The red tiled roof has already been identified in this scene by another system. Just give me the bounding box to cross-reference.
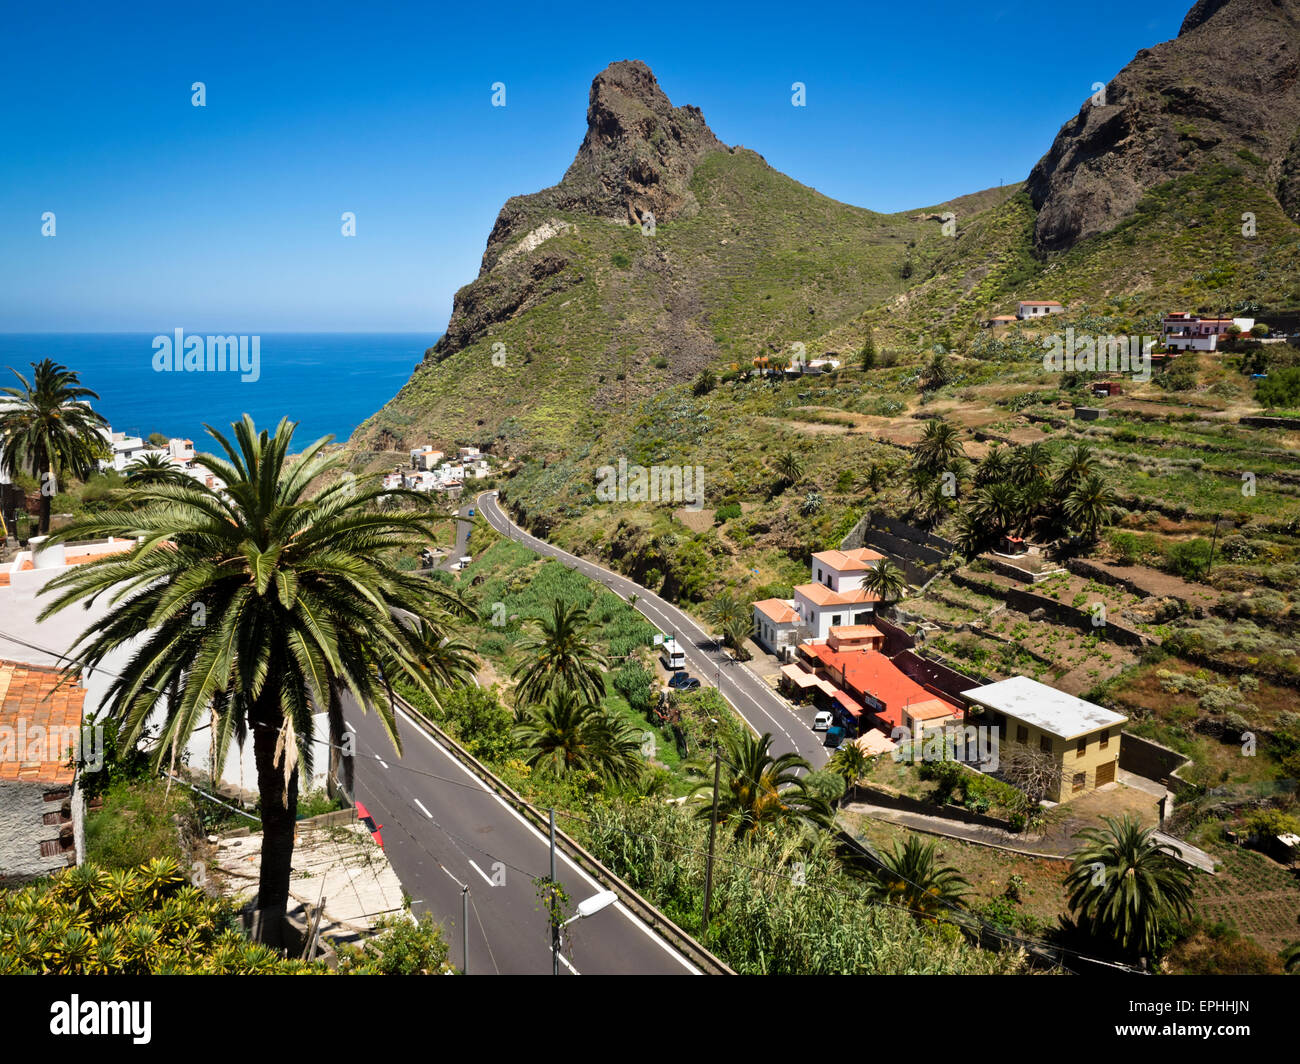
[811,548,884,572]
[805,647,959,721]
[0,661,86,786]
[753,598,799,625]
[794,583,879,607]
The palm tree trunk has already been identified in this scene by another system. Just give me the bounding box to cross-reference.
[37,447,52,535]
[252,705,299,948]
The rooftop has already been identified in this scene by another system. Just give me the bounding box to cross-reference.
[753,598,799,625]
[810,548,883,572]
[794,583,879,607]
[0,661,86,785]
[961,676,1126,740]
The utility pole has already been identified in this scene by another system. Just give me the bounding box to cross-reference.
[549,808,560,976]
[461,884,469,976]
[702,729,721,936]
[1206,512,1223,580]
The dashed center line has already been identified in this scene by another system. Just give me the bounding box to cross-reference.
[467,859,496,886]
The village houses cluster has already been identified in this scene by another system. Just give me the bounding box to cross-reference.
[384,445,493,496]
[751,547,1126,805]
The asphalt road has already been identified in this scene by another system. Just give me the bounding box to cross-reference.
[345,693,699,975]
[475,491,829,770]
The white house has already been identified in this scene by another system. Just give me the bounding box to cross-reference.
[102,431,150,472]
[1016,300,1064,319]
[752,599,802,659]
[409,446,444,471]
[1161,313,1255,351]
[752,548,886,650]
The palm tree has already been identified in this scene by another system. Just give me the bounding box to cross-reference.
[704,590,748,631]
[869,836,970,918]
[511,599,609,708]
[689,731,831,839]
[37,416,475,944]
[1008,442,1051,487]
[970,482,1018,537]
[911,418,964,476]
[774,451,804,490]
[1283,918,1300,972]
[861,461,889,493]
[0,360,110,534]
[952,507,992,560]
[862,559,908,609]
[1052,443,1096,499]
[512,688,641,784]
[1065,472,1119,543]
[827,741,871,799]
[124,452,185,488]
[721,614,753,656]
[975,444,1009,487]
[920,351,954,391]
[1063,814,1195,958]
[1015,477,1053,535]
[914,475,955,529]
[693,368,716,396]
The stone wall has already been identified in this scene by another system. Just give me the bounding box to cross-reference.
[0,781,80,884]
[1118,733,1189,788]
[952,571,1152,648]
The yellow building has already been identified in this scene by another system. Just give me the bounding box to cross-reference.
[961,676,1126,803]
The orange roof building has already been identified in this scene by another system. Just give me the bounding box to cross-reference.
[0,660,88,882]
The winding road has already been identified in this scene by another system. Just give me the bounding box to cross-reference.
[475,490,829,769]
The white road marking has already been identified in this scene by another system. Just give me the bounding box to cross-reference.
[376,757,389,770]
[481,492,813,757]
[467,859,496,887]
[413,798,432,818]
[557,951,580,975]
[391,695,701,974]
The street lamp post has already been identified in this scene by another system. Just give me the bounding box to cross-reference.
[702,717,721,936]
[554,890,618,974]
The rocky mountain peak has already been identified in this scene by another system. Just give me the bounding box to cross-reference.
[560,60,725,227]
[1027,0,1300,252]
[480,61,725,268]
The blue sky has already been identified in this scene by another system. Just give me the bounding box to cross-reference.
[0,0,1193,333]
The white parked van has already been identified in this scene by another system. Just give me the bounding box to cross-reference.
[659,638,686,672]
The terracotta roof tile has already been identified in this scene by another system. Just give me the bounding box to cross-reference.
[0,660,87,786]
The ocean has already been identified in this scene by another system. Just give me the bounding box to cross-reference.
[0,333,434,450]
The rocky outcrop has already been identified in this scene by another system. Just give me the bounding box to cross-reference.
[1027,0,1300,251]
[424,61,727,363]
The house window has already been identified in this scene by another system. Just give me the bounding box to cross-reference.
[1099,729,1109,750]
[816,568,822,582]
[1077,737,1087,757]
[1016,725,1028,744]
[1072,771,1086,793]
[1039,735,1053,754]
[831,615,842,627]
[854,612,869,625]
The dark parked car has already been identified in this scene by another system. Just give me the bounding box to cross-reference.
[667,672,701,691]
